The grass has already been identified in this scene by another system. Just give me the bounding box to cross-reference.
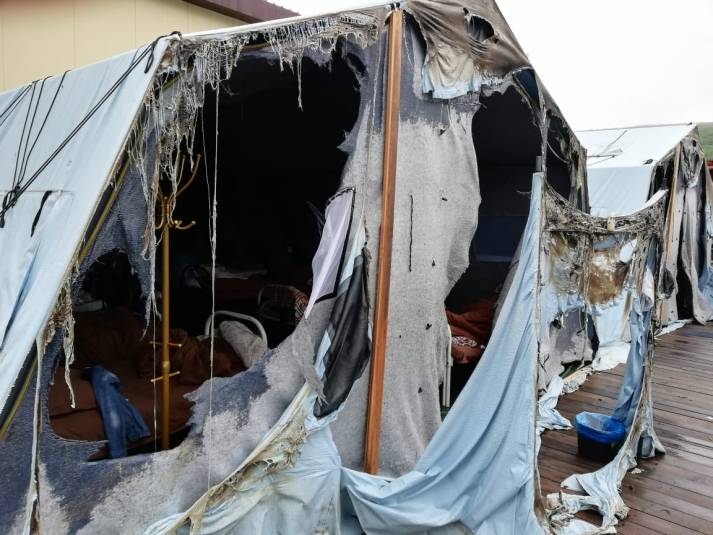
[698,122,713,160]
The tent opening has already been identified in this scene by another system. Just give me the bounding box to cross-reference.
[652,159,674,196]
[170,50,362,345]
[48,49,361,459]
[444,85,543,403]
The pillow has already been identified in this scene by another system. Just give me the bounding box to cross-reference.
[219,320,268,369]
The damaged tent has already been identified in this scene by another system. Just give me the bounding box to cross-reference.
[577,124,713,369]
[0,1,668,533]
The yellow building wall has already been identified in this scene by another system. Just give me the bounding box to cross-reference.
[0,0,245,92]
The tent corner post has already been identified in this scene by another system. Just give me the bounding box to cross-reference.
[658,144,682,322]
[363,7,403,475]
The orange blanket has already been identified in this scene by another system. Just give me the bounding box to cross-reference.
[50,307,245,447]
[446,297,496,364]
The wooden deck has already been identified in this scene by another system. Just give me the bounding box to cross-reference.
[539,323,713,534]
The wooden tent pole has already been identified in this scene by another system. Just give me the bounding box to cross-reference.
[658,145,682,322]
[363,8,403,475]
[664,145,682,264]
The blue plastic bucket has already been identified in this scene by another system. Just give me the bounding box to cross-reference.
[575,412,627,462]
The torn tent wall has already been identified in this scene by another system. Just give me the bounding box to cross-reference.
[0,43,168,533]
[546,263,667,534]
[0,41,169,423]
[0,1,592,533]
[145,201,370,535]
[537,188,667,388]
[407,0,531,98]
[331,3,585,477]
[152,173,548,535]
[578,125,713,370]
[343,177,666,535]
[663,132,713,325]
[139,3,596,532]
[37,39,377,535]
[146,173,666,534]
[0,9,388,533]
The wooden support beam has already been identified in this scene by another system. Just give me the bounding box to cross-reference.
[363,8,403,475]
[658,145,681,323]
[663,145,682,264]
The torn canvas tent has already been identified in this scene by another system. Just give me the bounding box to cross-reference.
[0,1,665,533]
[578,125,713,368]
[144,172,668,535]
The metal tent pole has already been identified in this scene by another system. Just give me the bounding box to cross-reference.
[153,154,199,450]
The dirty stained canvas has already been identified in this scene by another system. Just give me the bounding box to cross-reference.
[578,125,713,370]
[0,1,680,534]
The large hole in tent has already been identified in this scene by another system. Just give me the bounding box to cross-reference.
[171,53,361,345]
[443,85,545,404]
[48,50,362,459]
[651,159,674,196]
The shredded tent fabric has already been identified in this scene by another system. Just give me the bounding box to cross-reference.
[1,3,706,534]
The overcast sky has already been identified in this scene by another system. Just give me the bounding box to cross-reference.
[273,0,713,130]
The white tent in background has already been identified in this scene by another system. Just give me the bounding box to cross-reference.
[582,124,699,218]
[578,124,713,370]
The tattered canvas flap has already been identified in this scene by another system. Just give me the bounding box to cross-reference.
[305,188,355,316]
[0,191,68,346]
[407,0,531,98]
[677,135,713,322]
[0,40,169,420]
[538,185,666,388]
[538,187,667,534]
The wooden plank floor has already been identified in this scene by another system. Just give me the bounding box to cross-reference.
[539,323,713,534]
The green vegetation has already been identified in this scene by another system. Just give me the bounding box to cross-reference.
[699,122,713,160]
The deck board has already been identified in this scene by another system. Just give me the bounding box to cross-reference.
[539,323,713,534]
